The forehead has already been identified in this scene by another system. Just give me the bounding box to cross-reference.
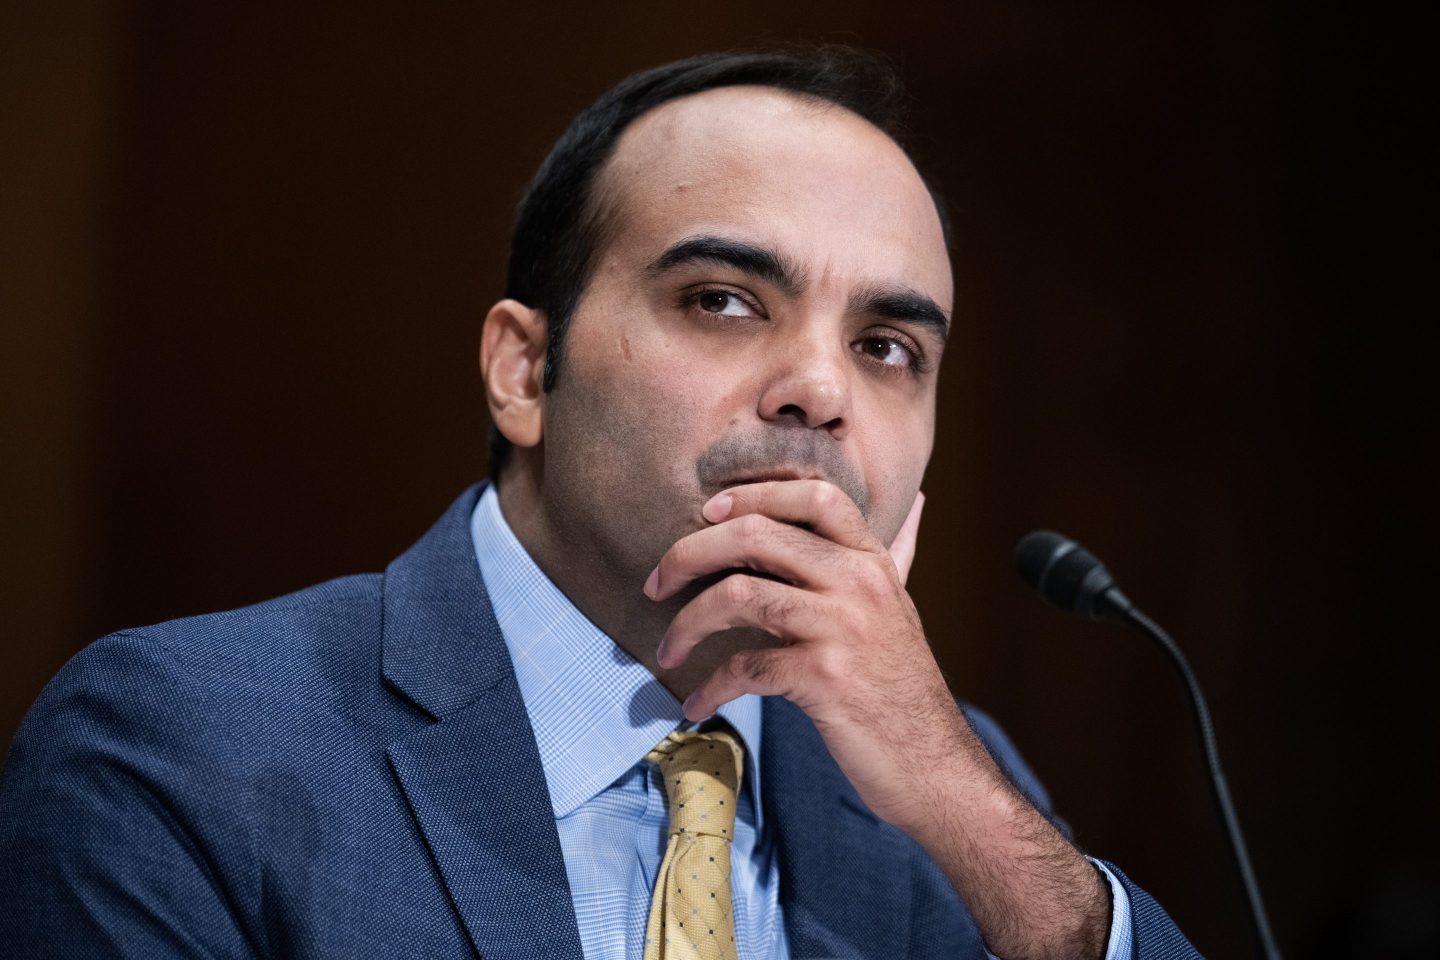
[595,86,953,307]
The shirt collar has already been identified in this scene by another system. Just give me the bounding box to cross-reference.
[470,482,765,829]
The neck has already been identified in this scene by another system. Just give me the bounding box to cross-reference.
[494,464,768,705]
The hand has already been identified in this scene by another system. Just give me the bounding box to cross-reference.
[645,479,965,833]
[645,479,1111,958]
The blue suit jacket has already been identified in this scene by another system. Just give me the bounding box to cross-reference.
[0,484,1200,958]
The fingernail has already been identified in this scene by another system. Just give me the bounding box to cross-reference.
[703,493,733,523]
[681,693,697,718]
[644,567,659,599]
[656,641,670,669]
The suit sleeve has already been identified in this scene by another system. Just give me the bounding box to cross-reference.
[0,631,260,958]
[956,703,1204,960]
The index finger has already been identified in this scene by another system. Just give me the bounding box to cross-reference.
[701,478,882,555]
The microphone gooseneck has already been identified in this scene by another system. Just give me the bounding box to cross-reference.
[1014,530,1282,960]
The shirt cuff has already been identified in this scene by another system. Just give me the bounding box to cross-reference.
[982,857,1133,960]
[1091,856,1135,960]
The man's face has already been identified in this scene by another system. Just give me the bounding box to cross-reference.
[536,85,952,584]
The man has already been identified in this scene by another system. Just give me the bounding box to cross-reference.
[0,49,1201,958]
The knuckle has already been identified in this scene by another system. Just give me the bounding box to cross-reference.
[737,512,770,544]
[811,646,848,686]
[818,481,845,513]
[720,574,754,608]
[853,558,892,599]
[748,580,798,627]
[767,589,801,625]
[732,649,776,684]
[808,482,832,515]
[753,592,779,625]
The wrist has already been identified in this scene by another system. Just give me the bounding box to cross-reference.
[897,726,1111,959]
[890,715,1019,849]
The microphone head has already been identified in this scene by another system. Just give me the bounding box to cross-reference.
[1014,530,1130,620]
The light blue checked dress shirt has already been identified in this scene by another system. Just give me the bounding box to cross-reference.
[470,483,1132,959]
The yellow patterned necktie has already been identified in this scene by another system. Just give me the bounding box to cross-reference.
[642,728,745,960]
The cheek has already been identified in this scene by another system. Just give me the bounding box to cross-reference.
[859,406,934,540]
[559,319,724,464]
[598,343,710,429]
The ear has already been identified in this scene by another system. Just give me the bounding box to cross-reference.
[480,298,547,449]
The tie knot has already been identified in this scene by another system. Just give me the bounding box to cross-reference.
[646,729,744,842]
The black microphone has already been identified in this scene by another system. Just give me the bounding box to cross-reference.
[1014,530,1134,621]
[1014,530,1282,960]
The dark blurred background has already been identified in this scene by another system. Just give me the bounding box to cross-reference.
[3,2,1433,956]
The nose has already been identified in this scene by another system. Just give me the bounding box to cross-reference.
[755,332,852,439]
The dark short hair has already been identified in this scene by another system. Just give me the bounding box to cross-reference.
[488,46,946,479]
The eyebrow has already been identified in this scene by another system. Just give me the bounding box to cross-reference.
[647,233,949,345]
[647,235,805,297]
[849,284,951,346]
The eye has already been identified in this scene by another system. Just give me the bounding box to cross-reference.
[854,334,922,372]
[690,288,760,319]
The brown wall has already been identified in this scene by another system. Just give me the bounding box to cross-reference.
[3,2,1431,956]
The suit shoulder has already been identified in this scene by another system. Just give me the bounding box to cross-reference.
[137,567,380,664]
[46,573,387,725]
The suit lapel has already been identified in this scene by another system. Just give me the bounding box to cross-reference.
[388,687,583,960]
[382,484,584,960]
[764,696,914,958]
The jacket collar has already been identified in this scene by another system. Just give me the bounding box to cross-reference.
[382,482,512,718]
